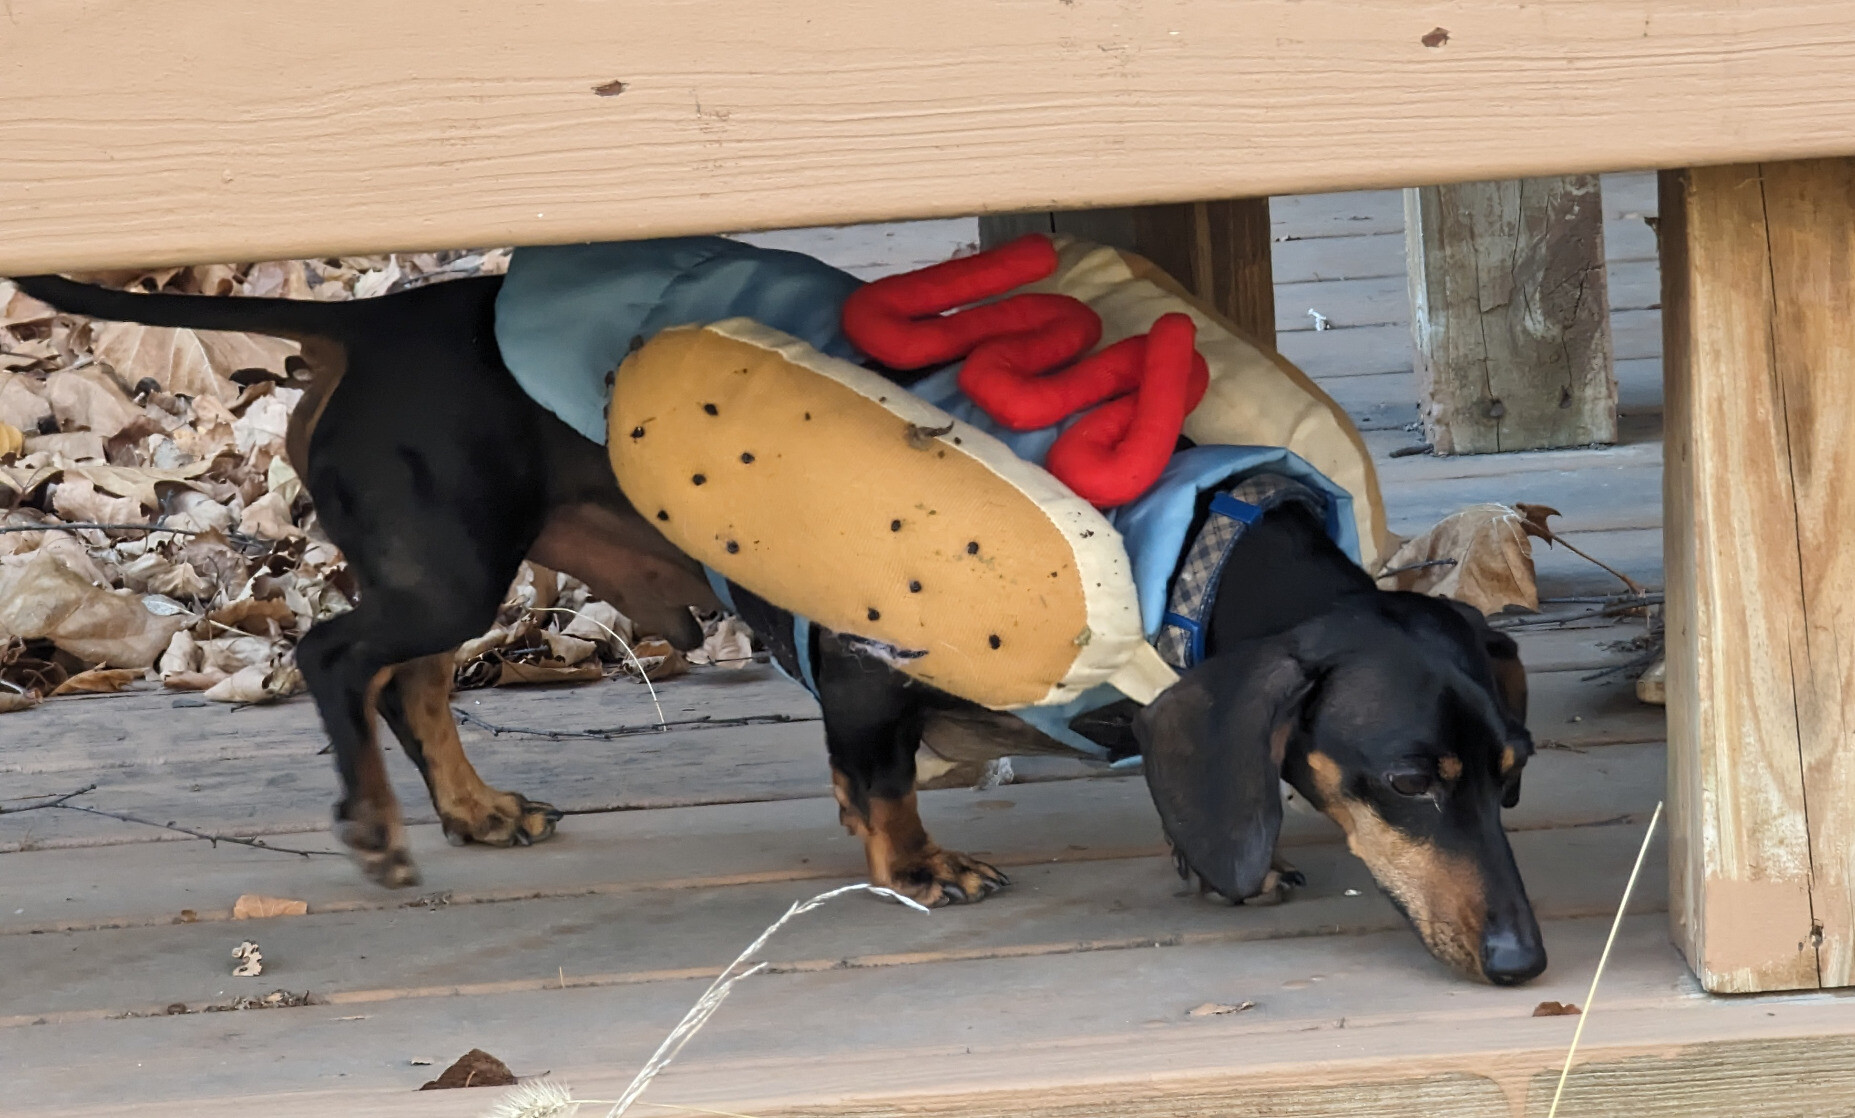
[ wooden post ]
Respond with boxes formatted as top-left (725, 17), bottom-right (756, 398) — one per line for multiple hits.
top-left (978, 199), bottom-right (1276, 346)
top-left (1405, 176), bottom-right (1618, 454)
top-left (1662, 160), bottom-right (1855, 993)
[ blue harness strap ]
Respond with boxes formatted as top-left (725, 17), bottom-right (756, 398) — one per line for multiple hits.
top-left (1153, 474), bottom-right (1332, 671)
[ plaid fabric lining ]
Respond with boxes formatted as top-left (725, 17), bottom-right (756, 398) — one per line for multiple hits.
top-left (1153, 474), bottom-right (1328, 670)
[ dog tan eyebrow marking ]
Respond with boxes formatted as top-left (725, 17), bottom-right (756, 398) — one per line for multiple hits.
top-left (1438, 755), bottom-right (1463, 781)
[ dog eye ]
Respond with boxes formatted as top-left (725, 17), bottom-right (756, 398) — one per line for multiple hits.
top-left (1386, 770), bottom-right (1434, 797)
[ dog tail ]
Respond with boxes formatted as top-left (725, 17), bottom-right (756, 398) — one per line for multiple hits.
top-left (8, 274), bottom-right (356, 340)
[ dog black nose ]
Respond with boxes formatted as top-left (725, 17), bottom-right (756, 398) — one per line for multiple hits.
top-left (1481, 927), bottom-right (1547, 986)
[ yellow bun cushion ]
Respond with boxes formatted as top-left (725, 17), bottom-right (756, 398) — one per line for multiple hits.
top-left (608, 318), bottom-right (1156, 710)
top-left (1041, 238), bottom-right (1394, 572)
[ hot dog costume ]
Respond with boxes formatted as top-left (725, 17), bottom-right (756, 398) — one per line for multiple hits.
top-left (495, 234), bottom-right (1392, 757)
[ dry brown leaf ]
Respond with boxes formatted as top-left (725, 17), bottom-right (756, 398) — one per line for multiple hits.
top-left (158, 630), bottom-right (200, 676)
top-left (621, 637), bottom-right (690, 682)
top-left (118, 552), bottom-right (213, 600)
top-left (232, 391), bottom-right (295, 456)
top-left (62, 459), bottom-right (213, 510)
top-left (90, 322), bottom-right (229, 402)
top-left (1187, 1001), bottom-right (1256, 1017)
top-left (198, 635), bottom-right (278, 673)
top-left (0, 421), bottom-right (21, 462)
top-left (230, 940), bottom-right (264, 977)
top-left (688, 615), bottom-right (755, 669)
top-left (0, 551), bottom-right (189, 666)
top-left (0, 689), bottom-right (40, 713)
top-left (163, 670), bottom-right (229, 692)
top-left (232, 894), bottom-right (309, 919)
top-left (50, 477), bottom-right (145, 525)
top-left (203, 663), bottom-right (277, 703)
top-left (560, 599), bottom-right (634, 650)
top-left (494, 659), bottom-right (605, 687)
top-left (44, 367), bottom-right (143, 439)
top-left (1377, 503), bottom-right (1538, 615)
top-left (237, 490), bottom-right (304, 540)
top-left (540, 630), bottom-right (598, 666)
top-left (0, 373), bottom-right (52, 434)
top-left (1532, 1000), bottom-right (1582, 1017)
top-left (418, 1049), bottom-right (517, 1091)
top-left (164, 490), bottom-right (236, 535)
top-left (23, 431), bottom-right (106, 462)
top-left (51, 667), bottom-right (142, 695)
top-left (207, 597), bottom-right (296, 634)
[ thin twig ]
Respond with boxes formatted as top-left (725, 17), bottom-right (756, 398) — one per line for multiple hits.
top-left (0, 783), bottom-right (98, 814)
top-left (1375, 557), bottom-right (1457, 580)
top-left (1546, 802), bottom-right (1663, 1118)
top-left (1536, 531), bottom-right (1649, 596)
top-left (453, 707), bottom-right (818, 742)
top-left (0, 521), bottom-right (208, 535)
top-left (31, 800), bottom-right (345, 860)
top-left (1579, 644), bottom-right (1666, 683)
top-left (1490, 595), bottom-right (1664, 630)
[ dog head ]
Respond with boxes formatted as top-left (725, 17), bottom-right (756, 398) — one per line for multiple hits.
top-left (1134, 591), bottom-right (1543, 984)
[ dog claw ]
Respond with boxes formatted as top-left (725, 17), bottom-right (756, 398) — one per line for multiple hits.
top-left (889, 849), bottom-right (1009, 908)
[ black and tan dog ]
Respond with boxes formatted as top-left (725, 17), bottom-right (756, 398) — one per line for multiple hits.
top-left (11, 271), bottom-right (1546, 984)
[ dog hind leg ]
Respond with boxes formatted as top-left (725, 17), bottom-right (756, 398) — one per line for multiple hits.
top-left (377, 652), bottom-right (563, 847)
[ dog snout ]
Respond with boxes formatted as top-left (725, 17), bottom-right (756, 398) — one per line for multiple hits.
top-left (1480, 914), bottom-right (1547, 985)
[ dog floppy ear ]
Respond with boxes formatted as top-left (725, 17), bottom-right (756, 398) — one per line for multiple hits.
top-left (1440, 599), bottom-right (1533, 807)
top-left (1135, 639), bottom-right (1314, 901)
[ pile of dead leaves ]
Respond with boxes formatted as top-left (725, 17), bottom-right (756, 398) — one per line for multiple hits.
top-left (0, 252), bottom-right (754, 714)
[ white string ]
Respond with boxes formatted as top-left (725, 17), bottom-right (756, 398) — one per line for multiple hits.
top-left (483, 884), bottom-right (929, 1118)
top-left (1545, 801), bottom-right (1663, 1118)
top-left (603, 884), bottom-right (928, 1118)
top-left (525, 605), bottom-right (666, 729)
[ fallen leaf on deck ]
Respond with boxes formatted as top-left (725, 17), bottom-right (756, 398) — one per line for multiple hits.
top-left (540, 629), bottom-right (599, 666)
top-left (204, 661), bottom-right (301, 704)
top-left (621, 637), bottom-right (690, 682)
top-left (0, 421), bottom-right (22, 461)
top-left (44, 367), bottom-right (144, 440)
top-left (0, 551), bottom-right (190, 666)
top-left (689, 614), bottom-right (756, 669)
top-left (232, 894), bottom-right (309, 919)
top-left (230, 940), bottom-right (264, 977)
top-left (418, 1049), bottom-right (519, 1091)
top-left (238, 490), bottom-right (304, 540)
top-left (51, 667), bottom-right (142, 695)
top-left (494, 659), bottom-right (605, 687)
top-left (1376, 503), bottom-right (1537, 615)
top-left (1188, 1001), bottom-right (1256, 1017)
top-left (0, 689), bottom-right (39, 713)
top-left (1533, 1000), bottom-right (1582, 1017)
top-left (176, 909), bottom-right (198, 923)
top-left (50, 477), bottom-right (146, 525)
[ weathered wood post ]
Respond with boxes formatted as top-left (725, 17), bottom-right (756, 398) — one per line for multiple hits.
top-left (979, 199), bottom-right (1275, 346)
top-left (1661, 159), bottom-right (1855, 993)
top-left (1404, 176), bottom-right (1617, 454)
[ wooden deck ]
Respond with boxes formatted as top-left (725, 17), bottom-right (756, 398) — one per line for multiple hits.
top-left (7, 177), bottom-right (1842, 1117)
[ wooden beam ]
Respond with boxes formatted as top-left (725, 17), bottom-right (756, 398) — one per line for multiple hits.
top-left (10, 2), bottom-right (1855, 271)
top-left (979, 200), bottom-right (1276, 345)
top-left (1405, 176), bottom-right (1617, 454)
top-left (1662, 159), bottom-right (1855, 993)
